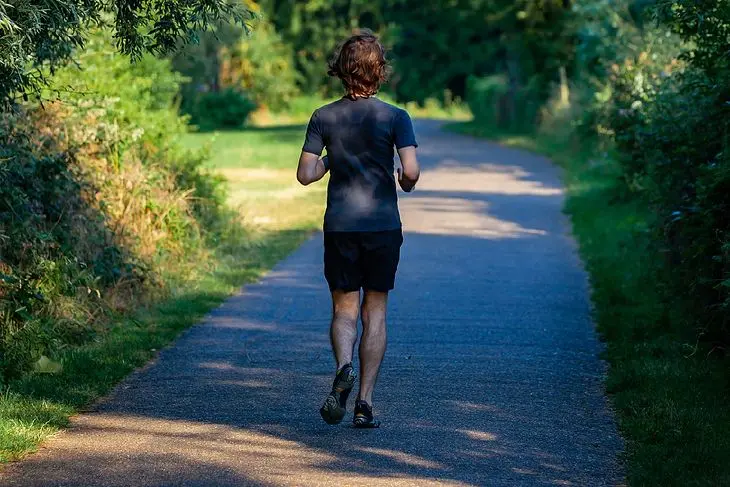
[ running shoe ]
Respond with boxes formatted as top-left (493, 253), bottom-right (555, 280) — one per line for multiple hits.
top-left (319, 363), bottom-right (356, 425)
top-left (353, 399), bottom-right (380, 428)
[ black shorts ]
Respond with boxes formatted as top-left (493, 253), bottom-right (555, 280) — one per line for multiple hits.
top-left (324, 229), bottom-right (403, 292)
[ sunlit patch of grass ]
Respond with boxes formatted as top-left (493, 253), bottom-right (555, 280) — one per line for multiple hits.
top-left (0, 394), bottom-right (71, 462)
top-left (445, 121), bottom-right (730, 487)
top-left (180, 126), bottom-right (326, 232)
top-left (178, 125), bottom-right (306, 170)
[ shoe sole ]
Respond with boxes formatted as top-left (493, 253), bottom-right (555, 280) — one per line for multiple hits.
top-left (353, 415), bottom-right (381, 428)
top-left (319, 394), bottom-right (345, 424)
top-left (319, 368), bottom-right (356, 425)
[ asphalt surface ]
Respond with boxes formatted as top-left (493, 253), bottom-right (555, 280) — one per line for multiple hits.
top-left (1, 121), bottom-right (624, 486)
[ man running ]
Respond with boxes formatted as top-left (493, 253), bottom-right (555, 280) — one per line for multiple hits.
top-left (296, 30), bottom-right (420, 428)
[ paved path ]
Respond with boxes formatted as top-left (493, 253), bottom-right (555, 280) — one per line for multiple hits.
top-left (2, 122), bottom-right (623, 486)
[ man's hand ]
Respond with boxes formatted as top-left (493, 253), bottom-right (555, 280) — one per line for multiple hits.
top-left (297, 152), bottom-right (328, 185)
top-left (396, 146), bottom-right (419, 192)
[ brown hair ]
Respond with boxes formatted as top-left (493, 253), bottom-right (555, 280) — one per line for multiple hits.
top-left (328, 30), bottom-right (390, 97)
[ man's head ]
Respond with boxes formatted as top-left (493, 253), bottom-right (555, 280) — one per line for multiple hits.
top-left (328, 30), bottom-right (390, 97)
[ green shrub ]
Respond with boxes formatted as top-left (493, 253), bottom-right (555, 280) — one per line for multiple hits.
top-left (628, 68), bottom-right (730, 342)
top-left (220, 18), bottom-right (300, 112)
top-left (0, 30), bottom-right (233, 384)
top-left (466, 74), bottom-right (542, 132)
top-left (172, 16), bottom-right (298, 122)
top-left (546, 0), bottom-right (730, 344)
top-left (585, 2), bottom-right (730, 343)
top-left (183, 88), bottom-right (256, 131)
top-left (466, 75), bottom-right (508, 127)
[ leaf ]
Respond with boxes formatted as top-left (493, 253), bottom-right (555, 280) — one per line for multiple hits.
top-left (33, 355), bottom-right (63, 374)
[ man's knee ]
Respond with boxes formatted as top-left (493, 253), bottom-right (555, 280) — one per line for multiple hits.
top-left (332, 290), bottom-right (360, 323)
top-left (362, 290), bottom-right (388, 329)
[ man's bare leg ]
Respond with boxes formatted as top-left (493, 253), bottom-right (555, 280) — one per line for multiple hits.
top-left (330, 290), bottom-right (360, 370)
top-left (358, 290), bottom-right (388, 405)
top-left (320, 290), bottom-right (360, 425)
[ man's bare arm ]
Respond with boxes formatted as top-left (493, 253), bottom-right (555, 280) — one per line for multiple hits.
top-left (396, 146), bottom-right (420, 192)
top-left (297, 152), bottom-right (328, 185)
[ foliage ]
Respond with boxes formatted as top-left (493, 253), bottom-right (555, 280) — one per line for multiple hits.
top-left (261, 0), bottom-right (380, 94)
top-left (172, 13), bottom-right (297, 127)
top-left (0, 0), bottom-right (252, 104)
top-left (260, 0), bottom-right (575, 106)
top-left (525, 0), bottom-right (730, 343)
top-left (0, 31), bottom-right (230, 384)
top-left (466, 74), bottom-right (542, 132)
top-left (183, 88), bottom-right (257, 131)
top-left (634, 8), bottom-right (730, 342)
top-left (168, 0), bottom-right (575, 117)
top-left (564, 0), bottom-right (730, 343)
top-left (1, 123), bottom-right (322, 463)
top-left (392, 0), bottom-right (575, 105)
top-left (171, 18), bottom-right (250, 125)
top-left (220, 17), bottom-right (300, 111)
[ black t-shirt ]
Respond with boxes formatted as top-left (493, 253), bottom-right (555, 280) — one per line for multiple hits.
top-left (302, 96), bottom-right (418, 232)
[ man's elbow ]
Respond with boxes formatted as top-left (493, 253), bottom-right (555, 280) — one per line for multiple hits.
top-left (297, 172), bottom-right (311, 186)
top-left (404, 167), bottom-right (420, 183)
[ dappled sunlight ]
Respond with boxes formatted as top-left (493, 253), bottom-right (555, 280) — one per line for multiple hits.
top-left (205, 316), bottom-right (278, 331)
top-left (418, 160), bottom-right (563, 197)
top-left (513, 467), bottom-right (538, 475)
top-left (213, 167), bottom-right (325, 231)
top-left (8, 414), bottom-right (473, 486)
top-left (398, 151), bottom-right (562, 239)
top-left (443, 400), bottom-right (499, 412)
top-left (457, 429), bottom-right (498, 442)
top-left (401, 196), bottom-right (547, 239)
top-left (7, 408), bottom-right (582, 486)
top-left (217, 379), bottom-right (270, 388)
top-left (197, 363), bottom-right (279, 374)
top-left (3, 123), bottom-right (621, 487)
top-left (355, 447), bottom-right (446, 470)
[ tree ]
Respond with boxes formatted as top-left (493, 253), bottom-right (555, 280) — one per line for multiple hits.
top-left (262, 0), bottom-right (381, 93)
top-left (0, 0), bottom-right (253, 105)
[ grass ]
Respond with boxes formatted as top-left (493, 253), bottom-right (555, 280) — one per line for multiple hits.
top-left (180, 125), bottom-right (326, 231)
top-left (0, 124), bottom-right (324, 463)
top-left (446, 121), bottom-right (730, 487)
top-left (179, 126), bottom-right (306, 170)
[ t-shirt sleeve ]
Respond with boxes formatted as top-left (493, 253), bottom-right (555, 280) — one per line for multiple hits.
top-left (302, 110), bottom-right (325, 155)
top-left (393, 109), bottom-right (418, 149)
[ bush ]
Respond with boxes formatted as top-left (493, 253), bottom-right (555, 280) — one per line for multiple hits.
top-left (219, 18), bottom-right (300, 112)
top-left (173, 17), bottom-right (298, 123)
top-left (183, 88), bottom-right (256, 131)
top-left (466, 74), bottom-right (542, 132)
top-left (632, 67), bottom-right (730, 342)
top-left (0, 30), bottom-right (232, 383)
top-left (545, 0), bottom-right (730, 345)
